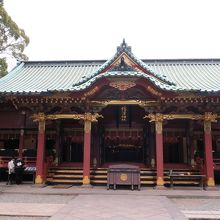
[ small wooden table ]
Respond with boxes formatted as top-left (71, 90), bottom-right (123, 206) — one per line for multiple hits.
top-left (107, 164), bottom-right (140, 190)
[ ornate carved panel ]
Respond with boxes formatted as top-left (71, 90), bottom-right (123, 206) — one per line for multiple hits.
top-left (109, 81), bottom-right (136, 91)
top-left (94, 87), bottom-right (155, 101)
top-left (95, 88), bottom-right (121, 100)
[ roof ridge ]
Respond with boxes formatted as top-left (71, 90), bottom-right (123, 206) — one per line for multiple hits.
top-left (23, 58), bottom-right (220, 62)
top-left (23, 60), bottom-right (107, 65)
top-left (143, 59), bottom-right (220, 63)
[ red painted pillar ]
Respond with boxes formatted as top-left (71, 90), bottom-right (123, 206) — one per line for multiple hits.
top-left (204, 119), bottom-right (215, 187)
top-left (18, 129), bottom-right (24, 158)
top-left (155, 118), bottom-right (164, 186)
top-left (35, 117), bottom-right (46, 184)
top-left (82, 119), bottom-right (91, 185)
top-left (55, 121), bottom-right (61, 166)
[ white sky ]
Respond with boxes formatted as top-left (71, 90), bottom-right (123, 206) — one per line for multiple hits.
top-left (4, 0), bottom-right (220, 62)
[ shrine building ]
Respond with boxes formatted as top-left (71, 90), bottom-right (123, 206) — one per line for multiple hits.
top-left (0, 40), bottom-right (220, 188)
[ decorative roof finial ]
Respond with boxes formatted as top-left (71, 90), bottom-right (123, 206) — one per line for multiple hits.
top-left (117, 39), bottom-right (131, 52)
top-left (122, 38), bottom-right (126, 46)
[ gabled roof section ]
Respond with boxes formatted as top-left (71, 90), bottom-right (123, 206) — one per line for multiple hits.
top-left (1, 40), bottom-right (220, 94)
top-left (73, 39), bottom-right (176, 90)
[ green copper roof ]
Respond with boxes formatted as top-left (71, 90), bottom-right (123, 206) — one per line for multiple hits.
top-left (1, 41), bottom-right (220, 94)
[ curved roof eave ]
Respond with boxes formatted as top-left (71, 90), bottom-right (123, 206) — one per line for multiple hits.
top-left (70, 71), bottom-right (182, 92)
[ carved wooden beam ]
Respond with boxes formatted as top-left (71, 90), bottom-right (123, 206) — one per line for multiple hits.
top-left (144, 112), bottom-right (219, 122)
top-left (90, 100), bottom-right (159, 106)
top-left (32, 112), bottom-right (103, 122)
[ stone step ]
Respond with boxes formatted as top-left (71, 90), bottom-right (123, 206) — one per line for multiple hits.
top-left (47, 167), bottom-right (202, 186)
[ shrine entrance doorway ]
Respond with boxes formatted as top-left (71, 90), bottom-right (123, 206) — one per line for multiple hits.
top-left (100, 105), bottom-right (148, 164)
top-left (62, 141), bottom-right (83, 163)
top-left (104, 131), bottom-right (144, 162)
top-left (61, 120), bottom-right (84, 163)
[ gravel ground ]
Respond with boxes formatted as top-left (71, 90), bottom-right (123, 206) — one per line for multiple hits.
top-left (0, 193), bottom-right (75, 204)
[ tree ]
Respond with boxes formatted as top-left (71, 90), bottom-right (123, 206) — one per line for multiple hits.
top-left (0, 2), bottom-right (29, 77)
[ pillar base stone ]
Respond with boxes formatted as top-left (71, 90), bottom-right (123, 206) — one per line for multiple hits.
top-left (205, 178), bottom-right (216, 190)
top-left (207, 177), bottom-right (215, 187)
top-left (35, 175), bottom-right (44, 184)
top-left (82, 176), bottom-right (92, 187)
top-left (154, 177), bottom-right (165, 189)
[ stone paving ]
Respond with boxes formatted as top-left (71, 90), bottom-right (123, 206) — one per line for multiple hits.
top-left (0, 217), bottom-right (48, 220)
top-left (0, 183), bottom-right (220, 219)
top-left (171, 197), bottom-right (220, 219)
top-left (0, 193), bottom-right (75, 204)
top-left (0, 203), bottom-right (64, 217)
top-left (50, 195), bottom-right (186, 220)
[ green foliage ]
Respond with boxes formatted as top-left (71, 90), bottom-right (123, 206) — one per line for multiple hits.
top-left (0, 57), bottom-right (7, 76)
top-left (0, 4), bottom-right (29, 77)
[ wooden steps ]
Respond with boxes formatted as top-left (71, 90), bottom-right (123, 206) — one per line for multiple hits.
top-left (46, 167), bottom-right (202, 187)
